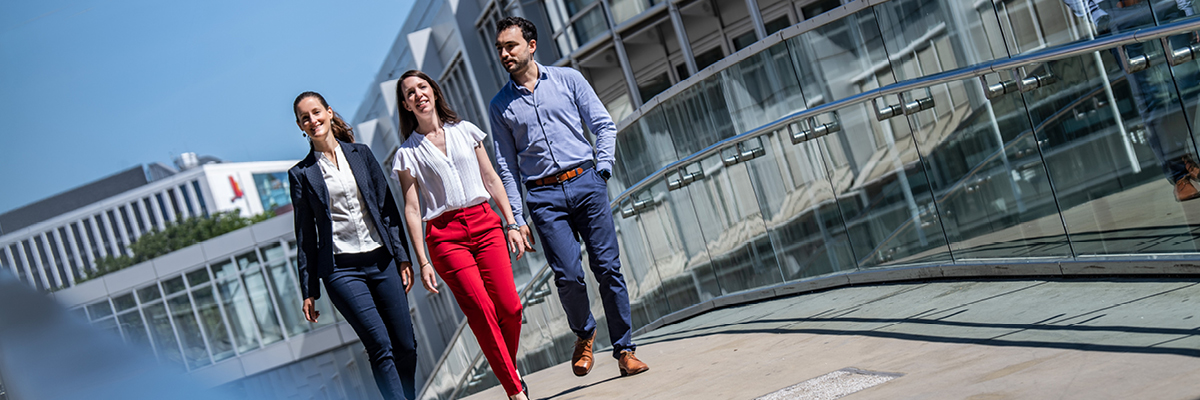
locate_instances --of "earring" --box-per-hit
[302,132,307,138]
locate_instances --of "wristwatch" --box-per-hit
[506,223,521,231]
[598,169,612,180]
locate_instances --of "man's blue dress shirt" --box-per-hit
[488,62,617,226]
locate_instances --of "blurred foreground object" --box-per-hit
[0,269,248,400]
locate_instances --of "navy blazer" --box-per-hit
[289,141,411,300]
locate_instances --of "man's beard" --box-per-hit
[506,56,529,73]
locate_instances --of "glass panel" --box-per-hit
[874,0,1011,82]
[1021,37,1200,255]
[570,6,608,46]
[638,173,723,306]
[192,286,235,362]
[187,268,211,287]
[818,99,951,267]
[663,76,735,157]
[610,0,650,25]
[212,259,237,280]
[742,127,858,279]
[142,302,184,368]
[614,111,679,188]
[787,9,891,106]
[113,293,137,312]
[168,294,211,369]
[216,276,261,353]
[236,251,260,271]
[244,267,284,345]
[163,276,186,295]
[901,74,1071,259]
[613,196,673,327]
[685,151,783,292]
[137,284,162,303]
[117,311,150,348]
[262,246,309,337]
[719,41,807,134]
[87,300,113,321]
[94,317,120,337]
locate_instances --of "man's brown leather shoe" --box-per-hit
[1176,178,1200,202]
[571,331,595,376]
[618,351,649,377]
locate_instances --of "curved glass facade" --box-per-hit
[76,239,342,372]
[420,0,1200,398]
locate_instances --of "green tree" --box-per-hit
[78,210,274,284]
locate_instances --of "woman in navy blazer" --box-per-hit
[289,91,418,400]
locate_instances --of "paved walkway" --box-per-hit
[466,278,1200,399]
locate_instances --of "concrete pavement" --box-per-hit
[465,278,1200,399]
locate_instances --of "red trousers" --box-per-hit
[425,202,523,396]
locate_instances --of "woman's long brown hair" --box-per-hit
[293,91,354,144]
[396,70,461,139]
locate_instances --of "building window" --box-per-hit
[155,193,170,223]
[192,181,209,217]
[252,173,292,215]
[637,72,672,102]
[131,203,147,233]
[441,55,485,128]
[144,198,159,227]
[22,240,44,291]
[732,30,758,51]
[34,235,56,287]
[544,0,608,55]
[179,185,197,217]
[106,210,127,257]
[79,239,342,371]
[800,0,841,20]
[58,227,80,282]
[2,246,16,281]
[83,218,101,261]
[765,15,791,34]
[167,189,183,220]
[119,207,136,240]
[476,3,508,88]
[47,231,69,287]
[260,243,310,337]
[71,223,90,271]
[678,46,726,80]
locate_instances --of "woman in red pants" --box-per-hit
[391,70,530,400]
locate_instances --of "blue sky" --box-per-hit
[0,0,412,213]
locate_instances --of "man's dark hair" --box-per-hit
[497,16,537,43]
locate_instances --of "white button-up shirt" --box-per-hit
[392,121,491,221]
[318,144,383,254]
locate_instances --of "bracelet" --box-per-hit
[505,223,521,231]
[420,261,432,269]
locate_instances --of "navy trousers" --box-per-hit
[526,167,635,358]
[325,248,418,400]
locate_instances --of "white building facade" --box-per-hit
[1,160,296,292]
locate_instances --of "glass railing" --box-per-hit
[420,0,1200,397]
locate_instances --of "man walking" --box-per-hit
[487,16,649,378]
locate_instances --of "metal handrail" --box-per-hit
[609,16,1200,206]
